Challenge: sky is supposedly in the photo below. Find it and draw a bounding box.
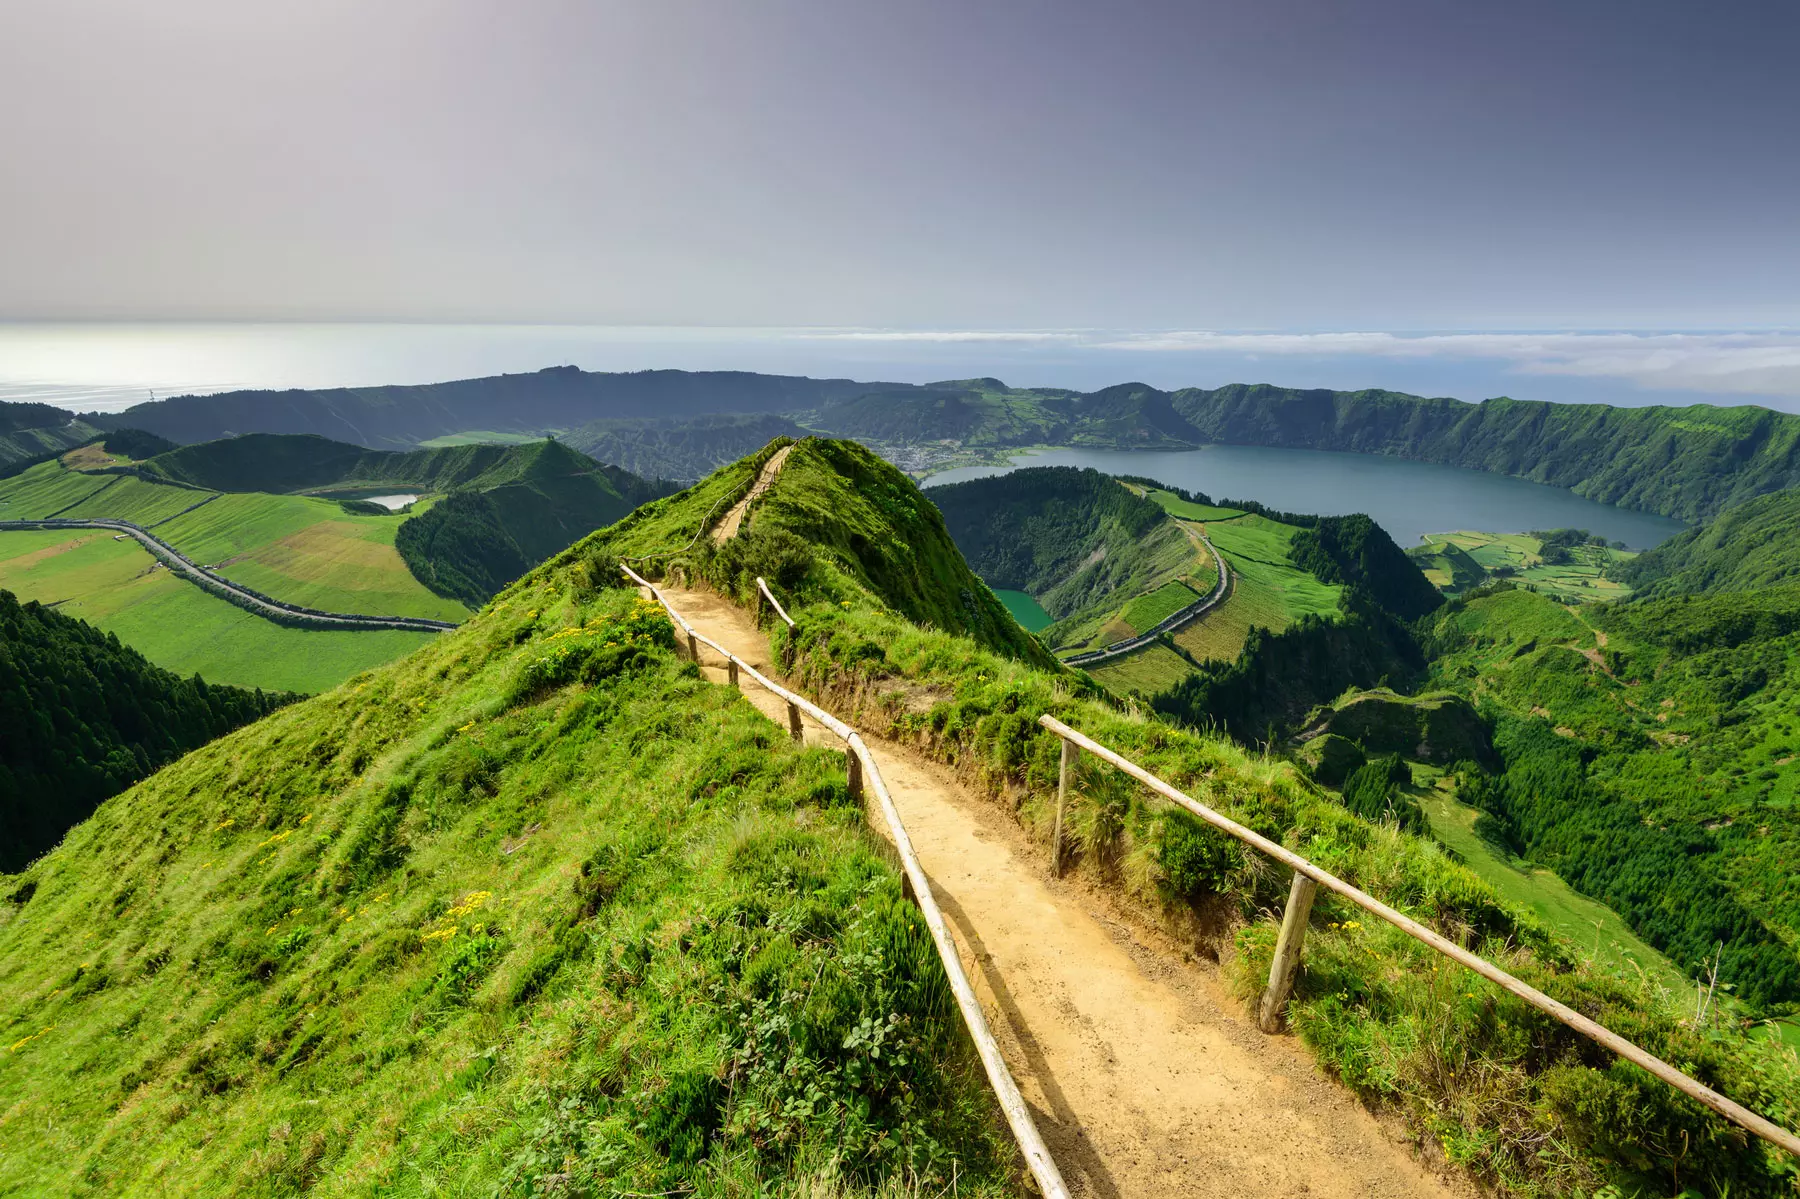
[2,0,1797,407]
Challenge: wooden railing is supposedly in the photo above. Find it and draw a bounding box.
[620,563,1070,1198]
[1038,714,1800,1159]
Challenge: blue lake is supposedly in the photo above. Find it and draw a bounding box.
[922,445,1688,550]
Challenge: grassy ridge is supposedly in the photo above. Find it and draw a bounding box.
[1615,487,1800,599]
[0,580,1014,1195]
[0,529,440,693]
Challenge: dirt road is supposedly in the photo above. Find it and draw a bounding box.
[653,583,1462,1199]
[711,443,794,543]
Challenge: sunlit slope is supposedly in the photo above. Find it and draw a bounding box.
[0,567,1012,1195]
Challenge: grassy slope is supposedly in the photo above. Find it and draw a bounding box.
[0,530,437,693]
[568,439,1800,1197]
[1615,487,1800,599]
[1415,776,1688,996]
[0,581,1013,1196]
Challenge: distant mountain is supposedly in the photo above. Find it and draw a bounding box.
[91,367,895,448]
[0,590,294,869]
[560,412,805,482]
[1612,488,1800,599]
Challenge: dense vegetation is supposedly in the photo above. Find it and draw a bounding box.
[1421,581,1800,1010]
[0,400,76,434]
[1614,487,1800,598]
[1154,595,1427,743]
[0,590,293,870]
[561,412,804,482]
[1290,514,1445,622]
[565,442,1797,1197]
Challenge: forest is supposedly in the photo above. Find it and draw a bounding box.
[0,589,294,869]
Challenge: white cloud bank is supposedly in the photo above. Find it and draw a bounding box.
[802,329,1800,398]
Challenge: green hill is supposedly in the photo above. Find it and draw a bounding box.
[0,590,294,870]
[561,413,805,482]
[925,466,1198,641]
[1613,487,1800,598]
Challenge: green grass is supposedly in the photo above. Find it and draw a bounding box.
[0,586,1015,1196]
[1085,641,1193,695]
[1119,580,1198,634]
[1139,487,1245,522]
[1417,778,1688,995]
[1172,570,1292,664]
[1204,514,1343,622]
[1418,530,1637,603]
[993,587,1053,632]
[415,430,545,448]
[0,530,439,693]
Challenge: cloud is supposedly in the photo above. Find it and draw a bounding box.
[1091,330,1800,398]
[797,329,1086,344]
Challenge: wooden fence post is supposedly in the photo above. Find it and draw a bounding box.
[686,631,700,662]
[727,658,739,688]
[1053,738,1074,875]
[1258,870,1320,1032]
[787,700,804,743]
[846,748,863,802]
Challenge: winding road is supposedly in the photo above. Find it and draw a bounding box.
[0,518,458,632]
[1062,523,1231,666]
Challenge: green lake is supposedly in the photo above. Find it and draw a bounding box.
[994,588,1053,632]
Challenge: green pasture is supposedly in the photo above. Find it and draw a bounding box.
[1120,580,1199,634]
[1418,530,1637,602]
[0,460,465,622]
[0,529,438,692]
[415,429,544,447]
[1084,641,1193,696]
[1139,487,1245,522]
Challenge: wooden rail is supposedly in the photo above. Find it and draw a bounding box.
[755,576,795,628]
[1038,714,1800,1160]
[621,564,1070,1198]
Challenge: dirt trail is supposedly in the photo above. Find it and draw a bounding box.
[712,443,794,544]
[654,583,1464,1199]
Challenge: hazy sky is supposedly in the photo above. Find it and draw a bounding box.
[4,0,1795,331]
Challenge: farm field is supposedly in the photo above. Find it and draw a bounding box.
[1416,775,1689,997]
[1415,530,1636,602]
[0,460,466,621]
[157,492,466,621]
[0,529,437,692]
[1172,570,1291,664]
[1138,486,1246,522]
[1120,579,1199,634]
[1085,641,1192,695]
